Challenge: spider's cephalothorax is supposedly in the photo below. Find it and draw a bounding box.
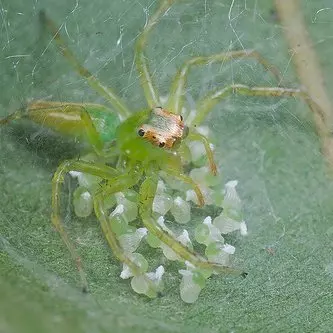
[137,106,188,149]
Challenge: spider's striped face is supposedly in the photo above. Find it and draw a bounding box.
[137,106,188,149]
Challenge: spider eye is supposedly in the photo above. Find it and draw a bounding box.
[159,142,165,148]
[179,115,183,121]
[138,128,145,137]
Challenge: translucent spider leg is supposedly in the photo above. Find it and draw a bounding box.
[139,174,246,276]
[186,130,218,175]
[39,11,131,120]
[93,169,145,277]
[52,159,120,292]
[135,0,178,107]
[163,167,205,206]
[167,49,284,114]
[94,195,142,277]
[193,84,325,126]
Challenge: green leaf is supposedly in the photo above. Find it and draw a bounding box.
[1,1,333,332]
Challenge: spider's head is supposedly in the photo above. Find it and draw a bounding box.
[137,106,187,149]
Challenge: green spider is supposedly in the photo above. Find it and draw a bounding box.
[0,0,321,301]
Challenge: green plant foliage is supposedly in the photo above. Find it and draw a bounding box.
[1,0,333,332]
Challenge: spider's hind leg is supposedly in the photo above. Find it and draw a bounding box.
[138,174,245,276]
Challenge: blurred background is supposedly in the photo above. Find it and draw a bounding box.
[0,1,333,332]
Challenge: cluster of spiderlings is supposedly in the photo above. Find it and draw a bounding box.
[69,124,247,302]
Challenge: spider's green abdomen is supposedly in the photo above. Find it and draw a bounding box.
[87,105,120,144]
[12,101,121,145]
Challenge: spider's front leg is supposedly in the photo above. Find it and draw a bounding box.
[139,173,246,276]
[135,0,179,108]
